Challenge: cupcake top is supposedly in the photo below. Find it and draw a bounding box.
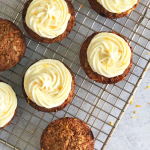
[25,0,71,39]
[0,82,17,128]
[87,32,131,78]
[97,0,138,13]
[24,59,72,108]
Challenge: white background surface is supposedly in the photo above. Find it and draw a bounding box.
[0,69,149,150]
[106,69,150,150]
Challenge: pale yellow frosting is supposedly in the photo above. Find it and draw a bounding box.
[25,0,71,38]
[97,0,138,13]
[87,32,131,78]
[24,59,72,108]
[0,82,17,128]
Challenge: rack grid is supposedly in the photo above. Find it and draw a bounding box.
[0,0,150,150]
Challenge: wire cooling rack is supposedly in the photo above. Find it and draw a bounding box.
[0,0,150,150]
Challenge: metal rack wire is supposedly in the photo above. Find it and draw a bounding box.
[0,0,150,149]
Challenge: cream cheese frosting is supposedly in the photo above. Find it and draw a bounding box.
[25,0,71,38]
[87,32,131,78]
[97,0,138,13]
[24,59,72,108]
[0,82,17,128]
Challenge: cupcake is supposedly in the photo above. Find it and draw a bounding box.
[22,59,76,112]
[80,32,133,84]
[88,0,139,19]
[0,82,17,129]
[40,117,94,150]
[22,0,75,43]
[0,18,26,71]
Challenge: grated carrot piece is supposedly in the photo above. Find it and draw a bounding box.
[66,125,68,130]
[3,111,7,114]
[34,11,37,16]
[27,96,31,100]
[80,5,83,9]
[145,86,150,89]
[31,130,34,134]
[52,16,56,20]
[119,50,123,53]
[110,122,113,126]
[59,85,63,91]
[130,100,133,105]
[43,64,48,68]
[136,105,142,107]
[122,62,126,66]
[106,37,110,40]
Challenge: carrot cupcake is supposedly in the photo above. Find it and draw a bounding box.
[22,59,75,112]
[40,117,94,150]
[80,32,133,84]
[0,18,26,71]
[0,82,17,129]
[88,0,139,19]
[22,0,75,43]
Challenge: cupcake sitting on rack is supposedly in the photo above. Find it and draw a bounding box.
[41,117,95,150]
[80,32,133,84]
[0,18,26,71]
[22,0,75,43]
[0,82,17,129]
[88,0,140,19]
[22,59,76,112]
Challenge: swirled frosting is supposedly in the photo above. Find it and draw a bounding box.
[24,59,72,108]
[87,32,131,78]
[25,0,71,38]
[0,82,17,128]
[97,0,138,13]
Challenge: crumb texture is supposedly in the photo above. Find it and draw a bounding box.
[0,18,26,71]
[40,117,94,150]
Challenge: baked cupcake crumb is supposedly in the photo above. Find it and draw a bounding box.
[40,117,94,150]
[0,18,26,71]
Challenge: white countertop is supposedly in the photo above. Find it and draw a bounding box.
[0,69,149,150]
[106,69,150,150]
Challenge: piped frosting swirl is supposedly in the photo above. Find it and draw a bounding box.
[87,32,131,78]
[25,0,71,38]
[24,59,72,108]
[97,0,138,13]
[0,82,17,127]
